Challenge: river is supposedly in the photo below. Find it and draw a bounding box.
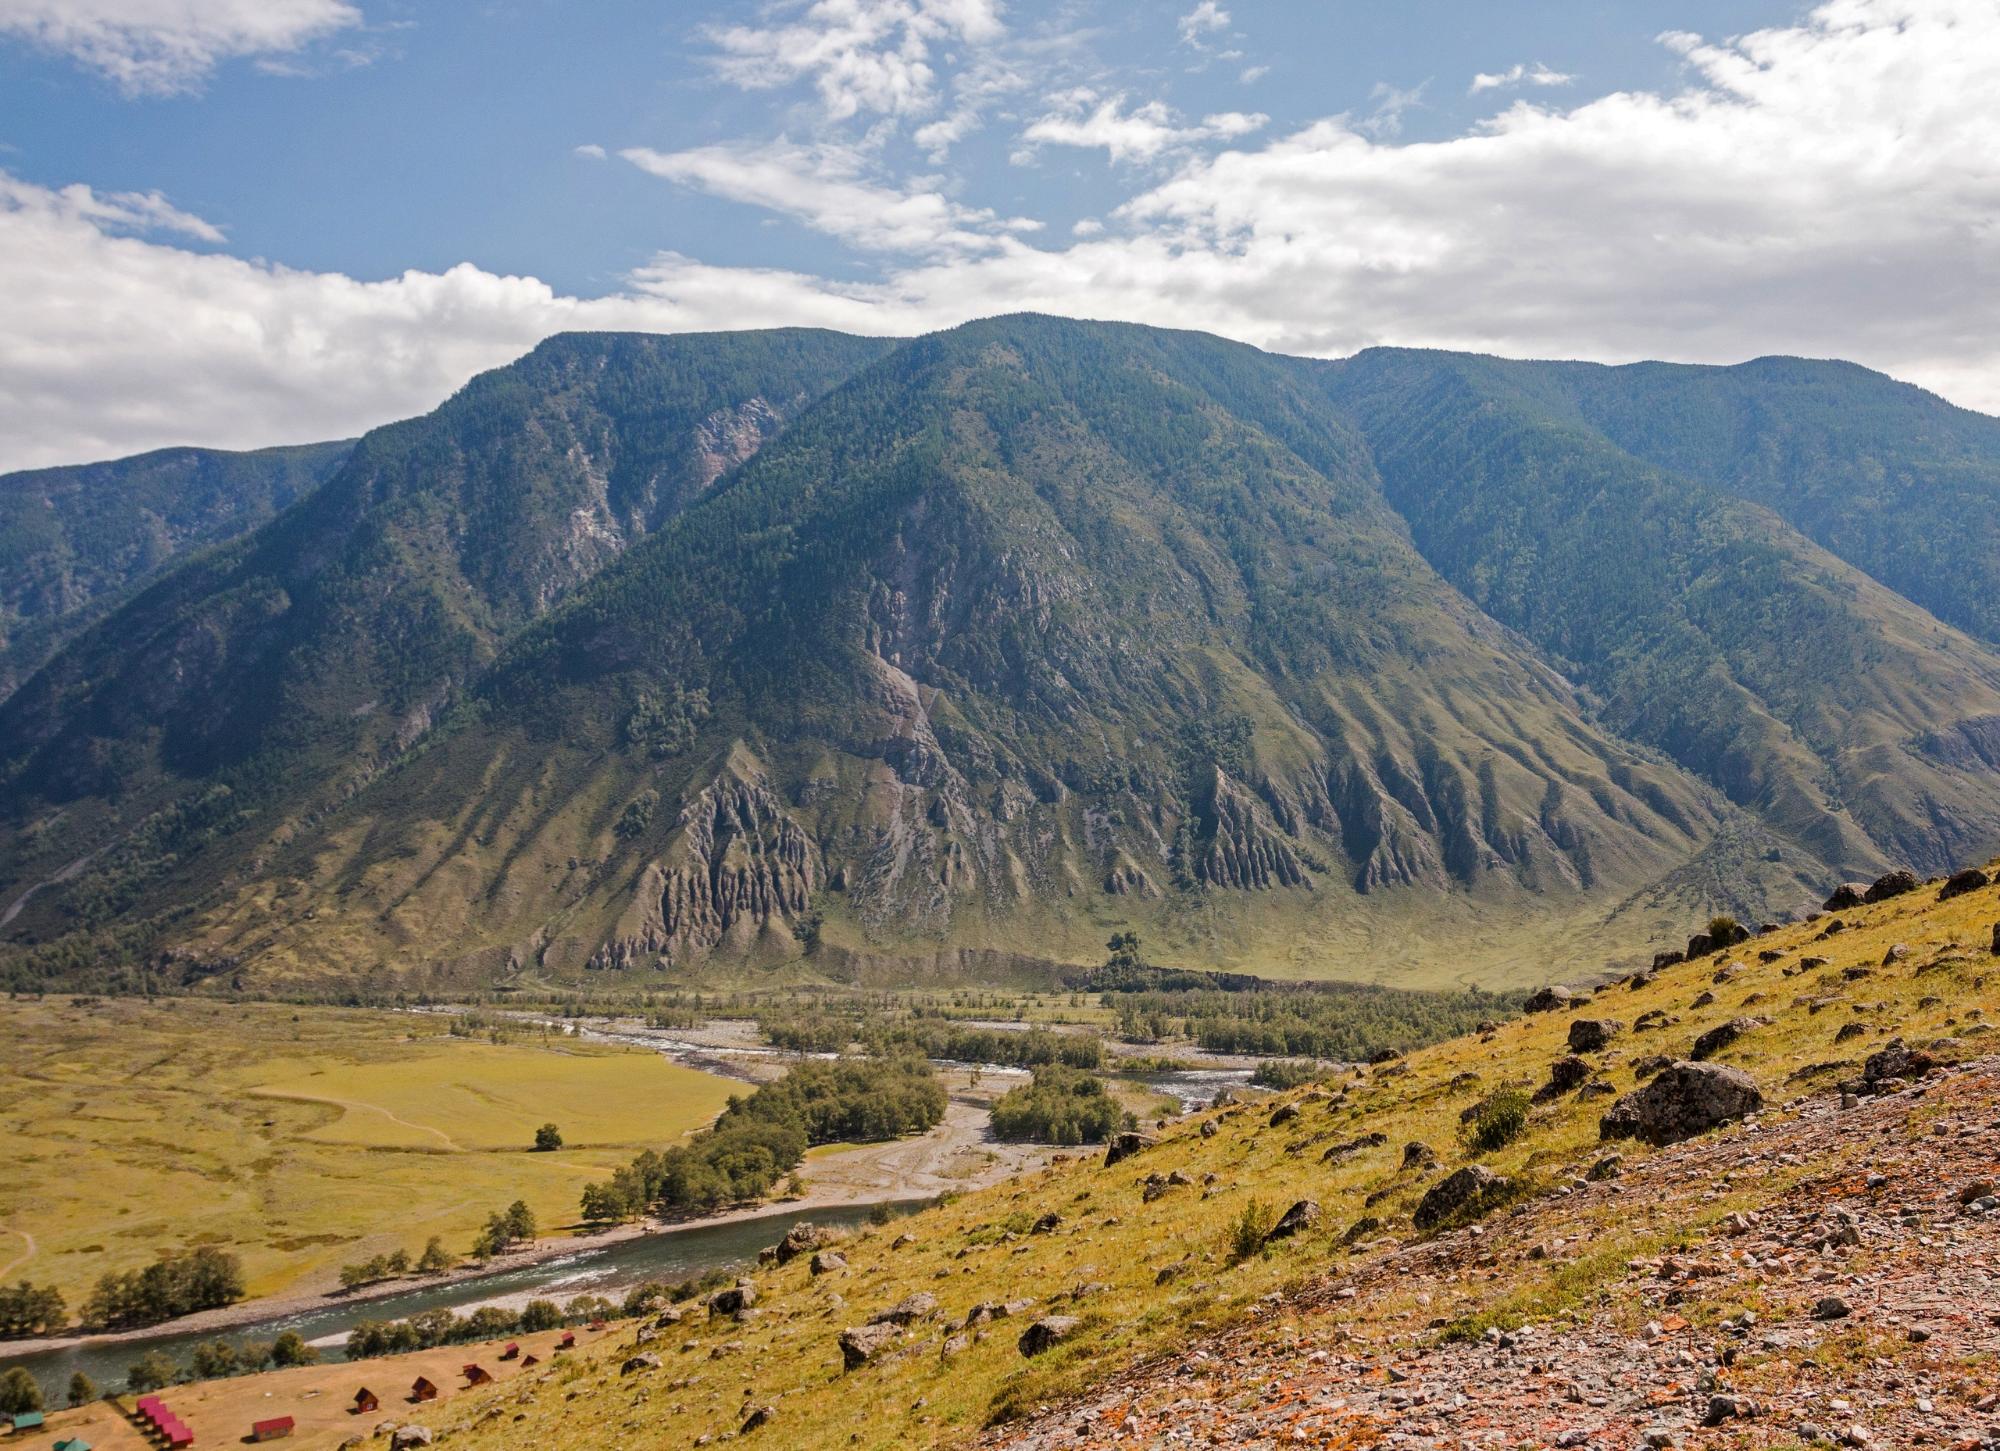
[1,1199,924,1400]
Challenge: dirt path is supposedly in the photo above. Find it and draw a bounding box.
[0,1226,35,1278]
[248,1088,462,1149]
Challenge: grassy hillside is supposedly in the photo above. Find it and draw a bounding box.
[398,859,2000,1450]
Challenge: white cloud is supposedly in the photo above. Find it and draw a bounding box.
[0,0,362,94]
[1177,1,1228,47]
[7,0,2000,475]
[1020,91,1268,164]
[1356,80,1425,139]
[703,0,1005,122]
[573,143,608,160]
[1469,61,1574,94]
[1239,63,1268,84]
[621,140,1036,255]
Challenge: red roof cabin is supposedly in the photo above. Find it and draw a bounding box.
[557,1331,576,1349]
[500,1341,520,1360]
[251,1416,296,1441]
[588,1318,607,1332]
[352,1388,380,1414]
[410,1376,439,1402]
[462,1363,493,1386]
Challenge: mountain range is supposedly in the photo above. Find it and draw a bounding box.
[5,316,2000,992]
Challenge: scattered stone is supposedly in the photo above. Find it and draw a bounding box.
[1029,1212,1061,1235]
[1525,985,1579,1013]
[1268,1103,1300,1127]
[390,1430,434,1450]
[891,1232,917,1249]
[772,1221,843,1265]
[1018,1316,1082,1357]
[620,1353,662,1374]
[838,1323,900,1370]
[1401,1141,1437,1169]
[810,1249,847,1276]
[1263,1199,1322,1242]
[1691,1017,1765,1060]
[1863,1038,1936,1086]
[870,1292,938,1326]
[1104,1132,1156,1167]
[707,1283,757,1317]
[1585,1153,1624,1181]
[1813,1295,1852,1320]
[740,1404,775,1433]
[1600,1061,1764,1145]
[1542,1056,1591,1097]
[1823,882,1869,911]
[1413,1165,1513,1230]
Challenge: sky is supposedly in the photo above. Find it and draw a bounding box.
[0,0,1995,471]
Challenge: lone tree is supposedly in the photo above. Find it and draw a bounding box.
[66,1371,96,1407]
[533,1122,563,1152]
[0,1366,42,1416]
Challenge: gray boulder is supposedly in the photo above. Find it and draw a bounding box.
[390,1430,435,1451]
[1262,1199,1322,1243]
[1823,882,1868,911]
[741,1405,776,1433]
[1525,985,1577,1013]
[1938,867,1990,901]
[1863,1038,1935,1086]
[772,1221,842,1265]
[1103,1131,1156,1166]
[869,1291,937,1326]
[1691,1017,1764,1060]
[707,1282,757,1316]
[1567,1019,1623,1053]
[1413,1165,1512,1231]
[1864,869,1919,902]
[1600,1061,1763,1146]
[838,1322,900,1370]
[1018,1315,1082,1356]
[809,1249,846,1276]
[620,1352,661,1374]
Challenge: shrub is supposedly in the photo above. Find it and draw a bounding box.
[1228,1200,1277,1263]
[989,1067,1123,1145]
[1250,1058,1319,1090]
[1464,1089,1531,1153]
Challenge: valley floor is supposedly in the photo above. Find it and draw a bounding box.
[990,1063,2000,1451]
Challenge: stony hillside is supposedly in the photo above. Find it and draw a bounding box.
[0,439,353,701]
[6,319,2000,990]
[377,857,2000,1451]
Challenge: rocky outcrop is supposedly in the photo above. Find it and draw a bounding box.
[594,753,820,969]
[772,1221,843,1266]
[1198,769,1310,890]
[1938,867,1990,901]
[1600,1061,1763,1145]
[1262,1200,1322,1242]
[1691,1017,1765,1061]
[1824,882,1869,910]
[1525,985,1579,1013]
[838,1323,899,1370]
[1018,1315,1082,1357]
[1103,1131,1155,1167]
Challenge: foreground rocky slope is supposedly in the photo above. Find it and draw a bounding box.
[357,857,1999,1450]
[7,318,2000,990]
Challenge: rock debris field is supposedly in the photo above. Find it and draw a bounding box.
[989,1062,2000,1451]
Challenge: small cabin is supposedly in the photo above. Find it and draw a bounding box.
[557,1331,576,1349]
[587,1318,607,1332]
[410,1376,439,1402]
[462,1363,493,1386]
[352,1387,380,1414]
[520,1353,541,1368]
[251,1415,296,1441]
[9,1410,46,1431]
[500,1341,520,1360]
[53,1437,93,1451]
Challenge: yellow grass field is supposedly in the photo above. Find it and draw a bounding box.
[0,998,738,1307]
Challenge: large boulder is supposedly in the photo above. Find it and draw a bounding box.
[707,1282,757,1316]
[1823,882,1869,911]
[1103,1131,1156,1167]
[1864,870,1919,903]
[1524,985,1578,1013]
[620,1352,662,1375]
[838,1322,900,1370]
[1413,1165,1513,1231]
[1600,1061,1763,1146]
[809,1249,847,1276]
[1568,1019,1623,1053]
[1938,867,1990,901]
[1262,1199,1322,1243]
[390,1431,434,1451]
[1017,1315,1082,1357]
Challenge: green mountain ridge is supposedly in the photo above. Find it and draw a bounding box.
[4,317,1999,992]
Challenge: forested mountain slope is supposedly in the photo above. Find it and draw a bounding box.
[0,440,353,701]
[2,318,1997,992]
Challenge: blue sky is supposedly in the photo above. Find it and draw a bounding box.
[0,0,1993,469]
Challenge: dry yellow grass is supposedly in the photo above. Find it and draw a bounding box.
[0,999,737,1306]
[415,859,2000,1451]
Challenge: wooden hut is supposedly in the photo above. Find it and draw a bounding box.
[462,1363,493,1387]
[557,1330,576,1349]
[520,1353,541,1368]
[411,1375,439,1402]
[251,1415,297,1441]
[500,1341,520,1360]
[352,1387,380,1414]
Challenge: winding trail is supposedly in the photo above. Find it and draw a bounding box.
[248,1089,461,1149]
[0,1226,35,1279]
